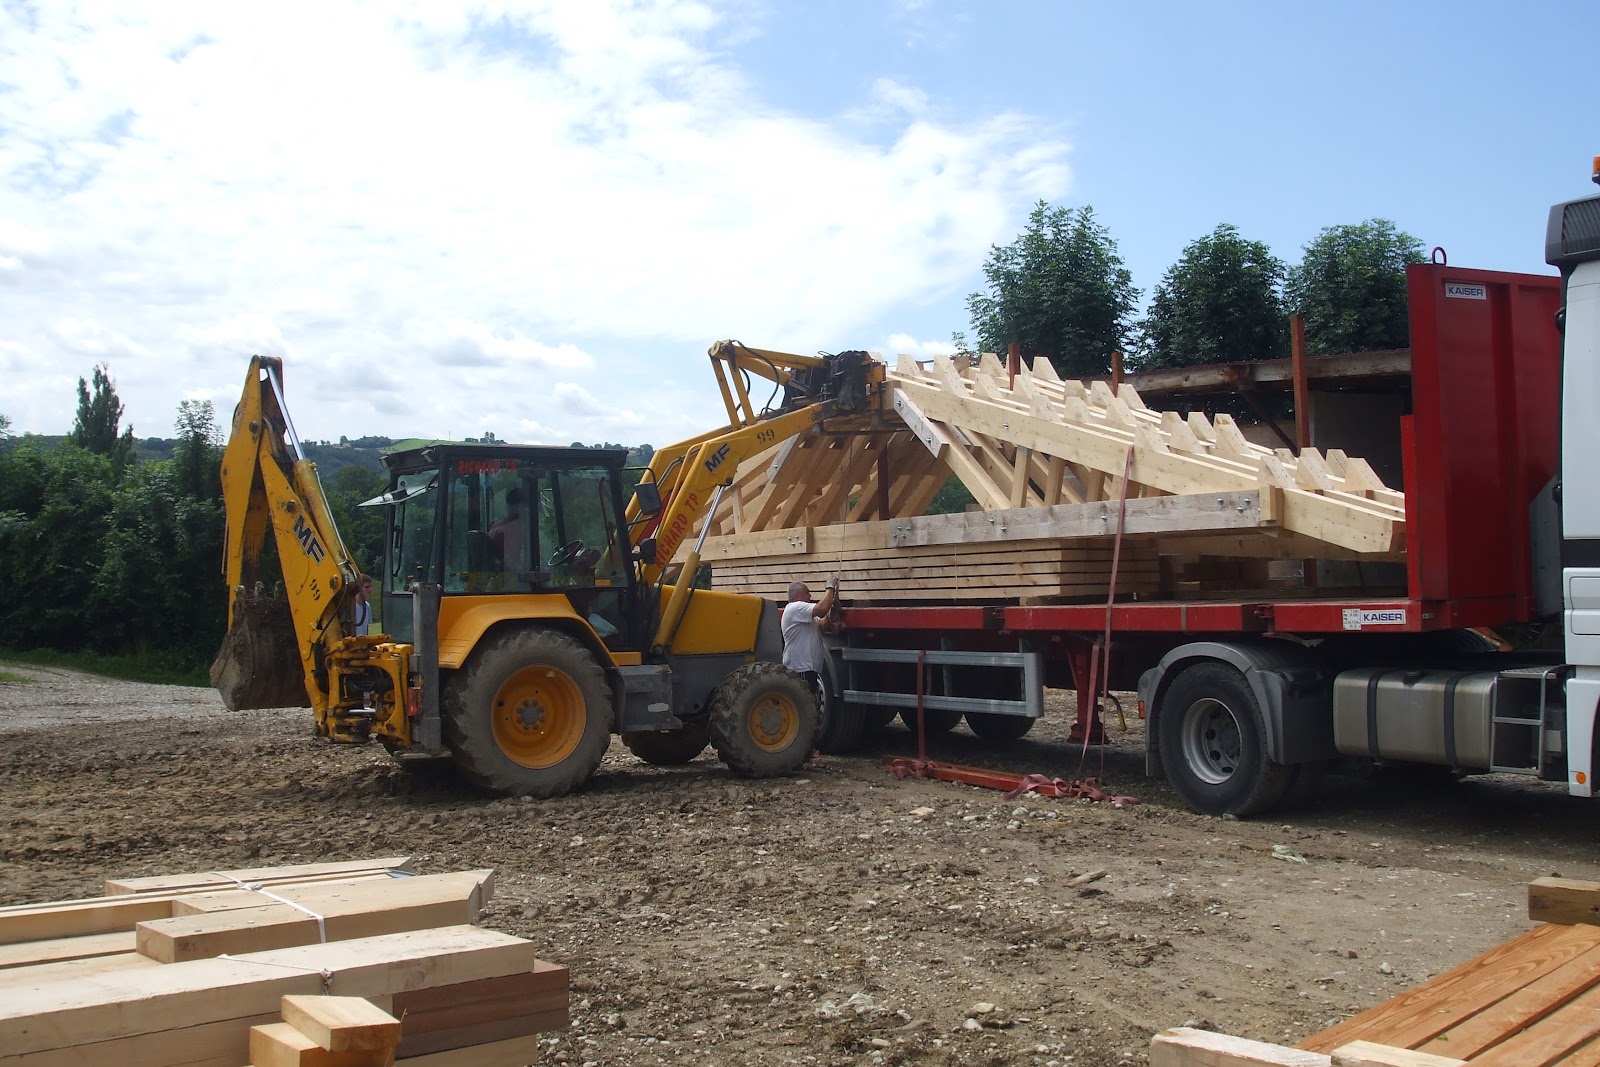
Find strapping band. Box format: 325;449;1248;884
208;873;328;943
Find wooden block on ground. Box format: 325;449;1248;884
1530;876;1600;926
1329;1041;1463;1066
1151;1027;1330;1066
250;1021;396;1067
0;930;134;970
281;995;401;1053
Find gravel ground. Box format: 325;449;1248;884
2;662;1598;1066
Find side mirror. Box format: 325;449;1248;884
633;481;662;517
635;537;658;565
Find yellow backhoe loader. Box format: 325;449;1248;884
210;343;880;796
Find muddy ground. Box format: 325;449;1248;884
2;664;1598;1067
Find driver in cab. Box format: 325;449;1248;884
489;487;528;573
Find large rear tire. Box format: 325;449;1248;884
814;663;866;755
709;663;820;778
965;712;1036;742
1157;662;1290;817
443;629;613;798
621;725;710;766
900;707;961;736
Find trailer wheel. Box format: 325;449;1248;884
1157;662;1290;817
814;663;866;755
443;629;613;798
965;712;1036;742
901;707;961;737
709;663;820;777
621;725;710;765
864;707;898;732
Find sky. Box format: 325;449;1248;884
2;0;1597;447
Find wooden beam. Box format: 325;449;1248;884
249;1020;395;1066
1114;348;1411;398
103;858;414;897
1291;314;1311;450
1530;877;1600;926
1151;1027;1330;1066
1329;1041;1463;1067
279;994;402;1053
0;926;539;1057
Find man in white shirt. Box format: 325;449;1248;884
781;576;838;695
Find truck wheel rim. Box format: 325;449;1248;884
748;692;800;752
1180;697;1241;785
492;666;585;769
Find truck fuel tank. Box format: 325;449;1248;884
1332;668;1498;769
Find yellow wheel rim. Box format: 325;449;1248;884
491;665;586;769
748;692;800;752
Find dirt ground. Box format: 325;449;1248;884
3;665;1598;1067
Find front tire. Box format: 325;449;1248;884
443;629;613;798
621;725;710;766
1157;662;1290;817
965;712;1035;742
709;663;820;777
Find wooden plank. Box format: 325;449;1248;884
1530;877;1600;927
396;1009;566;1058
1151;1027;1330;1066
0;950;158;989
249;1021;393;1067
3;1012;282;1067
1328;1042;1463;1067
168;871;493;918
1300;923;1600;1054
391;965;567;1035
279;994;401;1052
397;1035;543;1067
0;896;179;945
104;858;414;897
1466;981;1600;1066
0;926;537;1057
0;931;133;970
139;872;491;963
1419;941;1600;1059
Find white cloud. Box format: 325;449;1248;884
0;0;1069;444
884;333;956;359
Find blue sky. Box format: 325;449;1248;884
1;0;1595;446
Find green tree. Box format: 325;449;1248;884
1138;225;1288;370
0;413;11;438
1285;219;1426;354
966;202;1139;378
326;464;388;577
69;363;136;475
173;400;221;499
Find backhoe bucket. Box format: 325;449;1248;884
210;588;308;710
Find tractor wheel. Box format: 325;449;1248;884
443;629;613;798
1156;662;1290;817
900;707;961;737
708;663;820;778
621;725;711;766
965;711;1036;742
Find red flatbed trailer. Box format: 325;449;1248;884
826;264;1570;813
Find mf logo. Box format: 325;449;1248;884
703;443;732;475
293;514;326;564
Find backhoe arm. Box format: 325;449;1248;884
215;357;362;716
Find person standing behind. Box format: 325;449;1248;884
781;576;838;698
350;574;373;637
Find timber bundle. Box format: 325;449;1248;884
700;352;1406;603
0;857;566;1067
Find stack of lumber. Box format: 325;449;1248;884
696;351;1406;604
0;857;567;1067
1148;877;1600;1066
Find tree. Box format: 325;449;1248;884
69;363;135;475
1138;225;1288;369
966;202;1139;378
1285;219;1426;354
173;400;221;500
0;413;10;438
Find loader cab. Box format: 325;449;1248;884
375;444;643;652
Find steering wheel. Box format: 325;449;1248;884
547;539;585;567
